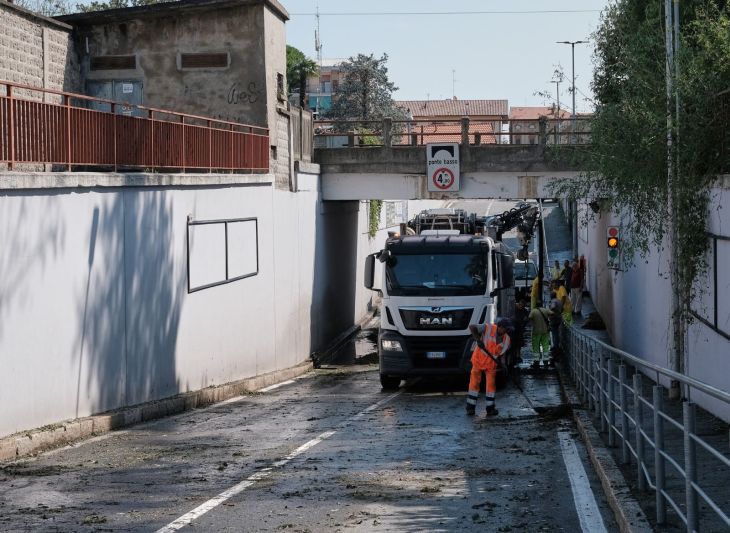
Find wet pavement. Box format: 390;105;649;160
0;322;619;532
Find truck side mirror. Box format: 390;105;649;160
364;254;376;290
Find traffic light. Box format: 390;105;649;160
607;226;620;268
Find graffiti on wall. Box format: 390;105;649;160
227;81;261;105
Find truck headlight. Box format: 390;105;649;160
381;339;403;352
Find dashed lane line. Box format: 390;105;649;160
558;431;608;533
154;389;404;532
257;379;297;393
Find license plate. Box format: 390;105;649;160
426;351;447;359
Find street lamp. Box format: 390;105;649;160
548;78;561;145
557;40;587;144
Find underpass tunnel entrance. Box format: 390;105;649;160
329;194;577;392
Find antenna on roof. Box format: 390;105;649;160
314;5;322;116
314;5;322;65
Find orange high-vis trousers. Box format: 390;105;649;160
466;357;497;409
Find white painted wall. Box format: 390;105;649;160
0;174;347;437
579;178;730;422
322;171;581;200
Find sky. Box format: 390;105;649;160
280;0;611;113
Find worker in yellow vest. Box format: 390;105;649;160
466;319;511;416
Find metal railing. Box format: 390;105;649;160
313;116;591;148
0;80;269;172
564;324;730;532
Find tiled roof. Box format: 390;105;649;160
509;106;572;120
397;99;508;118
395;121;497;145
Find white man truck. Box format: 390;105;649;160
364;208;522;390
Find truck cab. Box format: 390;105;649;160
364;225;515;390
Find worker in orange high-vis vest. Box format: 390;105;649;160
466;319;511;416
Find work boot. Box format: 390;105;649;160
465;404;475;416
486;406;499;417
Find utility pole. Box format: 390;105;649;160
452;69;456;99
314;5;322;116
557;40;587;144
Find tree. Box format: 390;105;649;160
77;0;167;12
286;45;318;108
324;53;408;128
552;0;730;374
13;0;71;16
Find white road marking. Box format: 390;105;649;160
558;431;608;533
155;390;403;532
258;379;296;393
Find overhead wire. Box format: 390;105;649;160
290;10;602;16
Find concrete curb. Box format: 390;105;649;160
558;369;653;533
0;360;313;464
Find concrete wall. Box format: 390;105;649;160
0;0;80;97
578;176;730;422
73;4;270;127
0;172;341;439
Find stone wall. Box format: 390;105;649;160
0;0;80;99
274;108;291;189
69;3;272;128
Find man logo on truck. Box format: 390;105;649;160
419;316;454;326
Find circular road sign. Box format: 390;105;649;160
432;167;455;190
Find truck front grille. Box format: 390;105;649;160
399;308;473;331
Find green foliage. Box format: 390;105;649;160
13;0;170;16
324;53;408;130
368;200;383;238
77;0;167;12
13;0;71;15
286;45;318;107
552;0;730;299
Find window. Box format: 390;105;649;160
179;52;229;69
90;55;136;70
187;217;259;293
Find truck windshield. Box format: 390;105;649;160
385;253;488;296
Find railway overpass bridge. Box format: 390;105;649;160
313;118;589;200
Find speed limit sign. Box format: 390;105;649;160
427;143;460;192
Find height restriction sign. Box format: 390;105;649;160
427;143;460;192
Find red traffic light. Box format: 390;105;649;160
608;226;619;238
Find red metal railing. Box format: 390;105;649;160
0;80;269;172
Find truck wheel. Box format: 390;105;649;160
380;374;401;390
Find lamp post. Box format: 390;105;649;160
549;78;561;144
557;40;587;144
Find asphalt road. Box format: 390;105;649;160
0;353;618;532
